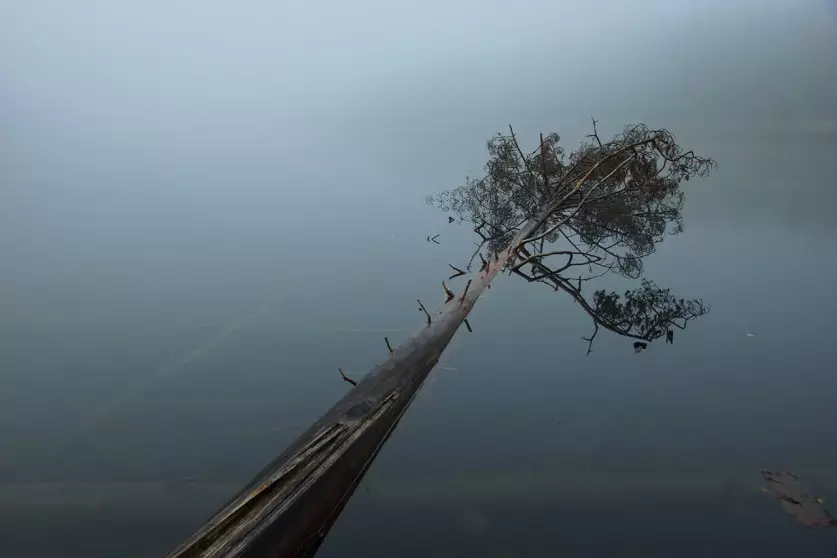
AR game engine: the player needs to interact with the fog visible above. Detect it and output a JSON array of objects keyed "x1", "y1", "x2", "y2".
[{"x1": 2, "y1": 1, "x2": 837, "y2": 556}]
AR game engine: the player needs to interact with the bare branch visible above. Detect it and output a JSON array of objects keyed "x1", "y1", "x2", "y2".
[
  {"x1": 522, "y1": 154, "x2": 636, "y2": 247},
  {"x1": 417, "y1": 299, "x2": 431, "y2": 325},
  {"x1": 428, "y1": 120, "x2": 715, "y2": 354},
  {"x1": 338, "y1": 368, "x2": 357, "y2": 386},
  {"x1": 581, "y1": 321, "x2": 599, "y2": 355},
  {"x1": 586, "y1": 116, "x2": 602, "y2": 147},
  {"x1": 448, "y1": 264, "x2": 467, "y2": 280},
  {"x1": 466, "y1": 242, "x2": 484, "y2": 272}
]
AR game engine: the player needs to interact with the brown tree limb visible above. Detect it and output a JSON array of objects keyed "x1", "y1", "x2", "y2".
[
  {"x1": 417, "y1": 299, "x2": 431, "y2": 325},
  {"x1": 442, "y1": 281, "x2": 455, "y2": 303},
  {"x1": 448, "y1": 264, "x2": 467, "y2": 280},
  {"x1": 338, "y1": 368, "x2": 357, "y2": 386}
]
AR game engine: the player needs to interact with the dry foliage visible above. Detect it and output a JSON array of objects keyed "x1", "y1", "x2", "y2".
[{"x1": 428, "y1": 120, "x2": 716, "y2": 353}]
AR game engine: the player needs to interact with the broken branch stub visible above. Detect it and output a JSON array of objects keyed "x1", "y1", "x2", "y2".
[
  {"x1": 338, "y1": 367, "x2": 357, "y2": 386},
  {"x1": 417, "y1": 299, "x2": 432, "y2": 325}
]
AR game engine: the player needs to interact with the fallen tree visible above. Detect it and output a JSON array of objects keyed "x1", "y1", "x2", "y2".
[{"x1": 168, "y1": 121, "x2": 715, "y2": 557}]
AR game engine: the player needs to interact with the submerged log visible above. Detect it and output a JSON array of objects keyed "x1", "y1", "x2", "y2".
[{"x1": 167, "y1": 221, "x2": 542, "y2": 557}]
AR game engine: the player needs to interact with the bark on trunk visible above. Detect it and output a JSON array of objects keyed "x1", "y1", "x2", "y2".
[{"x1": 168, "y1": 218, "x2": 542, "y2": 558}]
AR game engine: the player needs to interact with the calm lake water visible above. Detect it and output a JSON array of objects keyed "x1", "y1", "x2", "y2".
[{"x1": 3, "y1": 2, "x2": 837, "y2": 556}]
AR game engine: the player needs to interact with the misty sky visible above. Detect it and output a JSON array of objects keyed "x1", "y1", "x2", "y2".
[{"x1": 2, "y1": 0, "x2": 835, "y2": 330}]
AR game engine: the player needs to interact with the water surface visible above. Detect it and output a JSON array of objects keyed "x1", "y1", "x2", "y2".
[{"x1": 2, "y1": 1, "x2": 837, "y2": 556}]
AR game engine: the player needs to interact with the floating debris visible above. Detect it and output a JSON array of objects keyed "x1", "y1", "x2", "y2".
[
  {"x1": 745, "y1": 333, "x2": 755, "y2": 337},
  {"x1": 633, "y1": 341, "x2": 647, "y2": 353},
  {"x1": 760, "y1": 470, "x2": 836, "y2": 528}
]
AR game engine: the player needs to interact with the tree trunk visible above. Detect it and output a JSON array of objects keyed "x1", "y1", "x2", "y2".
[{"x1": 168, "y1": 218, "x2": 543, "y2": 557}]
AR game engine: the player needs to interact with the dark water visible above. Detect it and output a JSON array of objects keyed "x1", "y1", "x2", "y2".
[{"x1": 3, "y1": 2, "x2": 837, "y2": 556}]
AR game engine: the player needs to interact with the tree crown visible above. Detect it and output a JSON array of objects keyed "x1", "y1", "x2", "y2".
[{"x1": 428, "y1": 121, "x2": 716, "y2": 353}]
